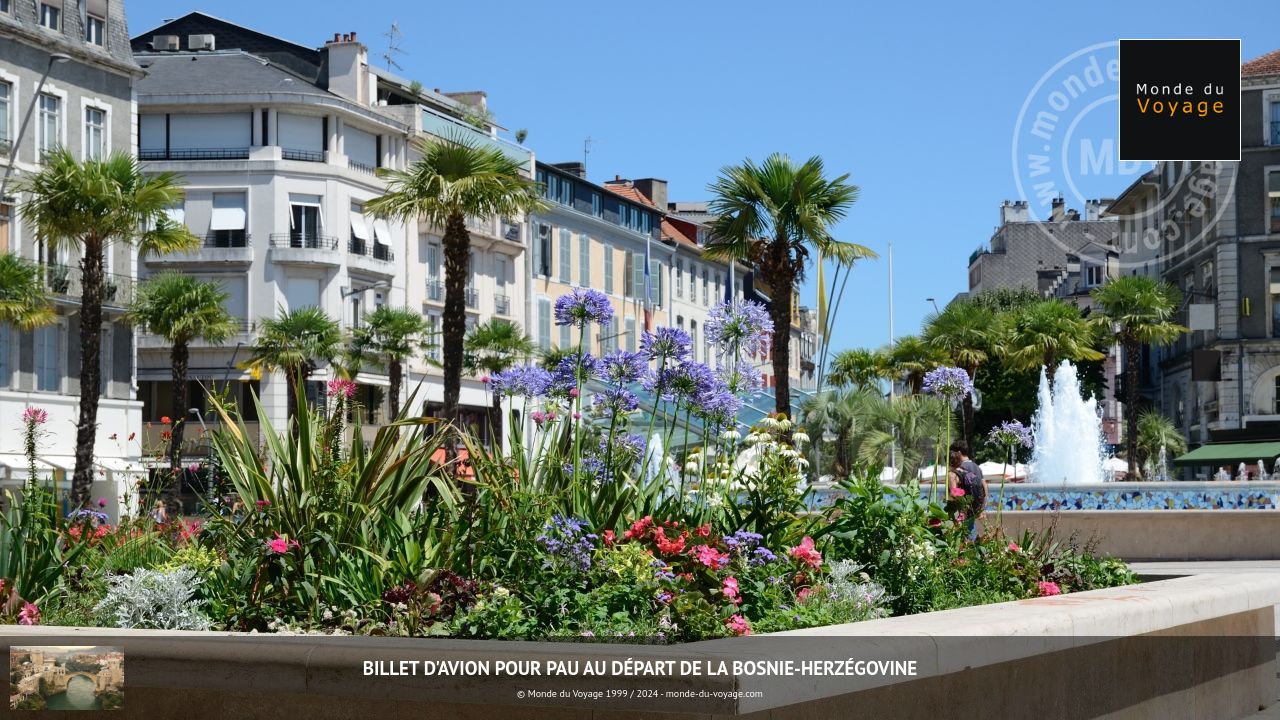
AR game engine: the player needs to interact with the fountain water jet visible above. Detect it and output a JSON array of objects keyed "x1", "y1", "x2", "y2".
[{"x1": 1029, "y1": 361, "x2": 1107, "y2": 484}]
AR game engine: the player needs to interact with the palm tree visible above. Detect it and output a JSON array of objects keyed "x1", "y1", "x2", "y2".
[
  {"x1": 351, "y1": 306, "x2": 431, "y2": 419},
  {"x1": 127, "y1": 273, "x2": 236, "y2": 498},
  {"x1": 923, "y1": 299, "x2": 995, "y2": 443},
  {"x1": 800, "y1": 387, "x2": 879, "y2": 480},
  {"x1": 1092, "y1": 276, "x2": 1187, "y2": 479},
  {"x1": 365, "y1": 134, "x2": 545, "y2": 433},
  {"x1": 1001, "y1": 300, "x2": 1103, "y2": 386},
  {"x1": 887, "y1": 335, "x2": 946, "y2": 394},
  {"x1": 245, "y1": 307, "x2": 343, "y2": 422},
  {"x1": 1135, "y1": 409, "x2": 1187, "y2": 475},
  {"x1": 0, "y1": 252, "x2": 53, "y2": 329},
  {"x1": 706, "y1": 153, "x2": 874, "y2": 416},
  {"x1": 17, "y1": 150, "x2": 196, "y2": 508},
  {"x1": 464, "y1": 319, "x2": 536, "y2": 447},
  {"x1": 856, "y1": 393, "x2": 953, "y2": 482},
  {"x1": 825, "y1": 348, "x2": 890, "y2": 391}
]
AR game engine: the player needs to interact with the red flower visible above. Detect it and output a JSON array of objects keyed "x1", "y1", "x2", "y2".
[
  {"x1": 788, "y1": 537, "x2": 823, "y2": 570},
  {"x1": 724, "y1": 614, "x2": 751, "y2": 636},
  {"x1": 693, "y1": 544, "x2": 728, "y2": 568},
  {"x1": 694, "y1": 524, "x2": 711, "y2": 538},
  {"x1": 928, "y1": 518, "x2": 942, "y2": 527},
  {"x1": 161, "y1": 416, "x2": 171, "y2": 425},
  {"x1": 128, "y1": 432, "x2": 136, "y2": 441},
  {"x1": 1037, "y1": 581, "x2": 1061, "y2": 597},
  {"x1": 266, "y1": 532, "x2": 300, "y2": 555},
  {"x1": 1008, "y1": 542, "x2": 1021, "y2": 552},
  {"x1": 624, "y1": 516, "x2": 654, "y2": 541},
  {"x1": 722, "y1": 577, "x2": 741, "y2": 605},
  {"x1": 602, "y1": 530, "x2": 616, "y2": 547},
  {"x1": 653, "y1": 527, "x2": 686, "y2": 555},
  {"x1": 950, "y1": 486, "x2": 966, "y2": 497}
]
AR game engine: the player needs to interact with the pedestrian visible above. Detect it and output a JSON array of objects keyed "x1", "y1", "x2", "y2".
[
  {"x1": 947, "y1": 440, "x2": 987, "y2": 541},
  {"x1": 150, "y1": 500, "x2": 168, "y2": 525}
]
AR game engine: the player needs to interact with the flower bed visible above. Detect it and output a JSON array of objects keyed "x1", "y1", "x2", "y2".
[{"x1": 1, "y1": 294, "x2": 1134, "y2": 640}]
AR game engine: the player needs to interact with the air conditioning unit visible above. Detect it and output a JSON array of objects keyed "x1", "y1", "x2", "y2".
[
  {"x1": 188, "y1": 34, "x2": 216, "y2": 51},
  {"x1": 152, "y1": 35, "x2": 180, "y2": 51}
]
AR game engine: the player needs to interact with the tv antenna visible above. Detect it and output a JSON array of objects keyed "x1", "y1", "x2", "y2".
[
  {"x1": 381, "y1": 22, "x2": 405, "y2": 72},
  {"x1": 584, "y1": 135, "x2": 600, "y2": 166}
]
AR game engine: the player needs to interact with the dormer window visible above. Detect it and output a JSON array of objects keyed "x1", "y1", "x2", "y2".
[
  {"x1": 39, "y1": 1, "x2": 61, "y2": 31},
  {"x1": 85, "y1": 0, "x2": 107, "y2": 45},
  {"x1": 1083, "y1": 264, "x2": 1104, "y2": 287}
]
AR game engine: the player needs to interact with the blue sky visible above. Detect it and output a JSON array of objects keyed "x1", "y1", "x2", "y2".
[{"x1": 126, "y1": 1, "x2": 1277, "y2": 354}]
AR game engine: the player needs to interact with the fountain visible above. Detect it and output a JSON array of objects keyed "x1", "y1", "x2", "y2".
[
  {"x1": 1238, "y1": 462, "x2": 1248, "y2": 482},
  {"x1": 1154, "y1": 446, "x2": 1170, "y2": 482},
  {"x1": 1259, "y1": 459, "x2": 1270, "y2": 483},
  {"x1": 1028, "y1": 361, "x2": 1107, "y2": 484}
]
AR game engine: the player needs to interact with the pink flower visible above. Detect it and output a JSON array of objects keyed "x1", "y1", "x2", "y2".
[
  {"x1": 950, "y1": 486, "x2": 966, "y2": 497},
  {"x1": 569, "y1": 388, "x2": 580, "y2": 398},
  {"x1": 573, "y1": 412, "x2": 582, "y2": 420},
  {"x1": 480, "y1": 375, "x2": 491, "y2": 384},
  {"x1": 266, "y1": 532, "x2": 299, "y2": 555},
  {"x1": 17, "y1": 602, "x2": 40, "y2": 626},
  {"x1": 693, "y1": 544, "x2": 729, "y2": 568},
  {"x1": 1008, "y1": 542, "x2": 1021, "y2": 552},
  {"x1": 97, "y1": 498, "x2": 107, "y2": 508},
  {"x1": 797, "y1": 587, "x2": 814, "y2": 603},
  {"x1": 789, "y1": 537, "x2": 823, "y2": 570},
  {"x1": 1037, "y1": 581, "x2": 1061, "y2": 597},
  {"x1": 955, "y1": 512, "x2": 966, "y2": 523},
  {"x1": 255, "y1": 499, "x2": 271, "y2": 509},
  {"x1": 724, "y1": 614, "x2": 751, "y2": 636},
  {"x1": 22, "y1": 407, "x2": 48, "y2": 425},
  {"x1": 722, "y1": 577, "x2": 741, "y2": 605},
  {"x1": 326, "y1": 378, "x2": 357, "y2": 399},
  {"x1": 188, "y1": 463, "x2": 200, "y2": 474},
  {"x1": 531, "y1": 410, "x2": 547, "y2": 425}
]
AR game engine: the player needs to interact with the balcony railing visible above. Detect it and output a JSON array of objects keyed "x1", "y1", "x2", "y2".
[
  {"x1": 348, "y1": 237, "x2": 394, "y2": 261},
  {"x1": 426, "y1": 279, "x2": 443, "y2": 302},
  {"x1": 282, "y1": 148, "x2": 324, "y2": 162},
  {"x1": 494, "y1": 293, "x2": 510, "y2": 316},
  {"x1": 1272, "y1": 121, "x2": 1280, "y2": 146},
  {"x1": 348, "y1": 158, "x2": 375, "y2": 175},
  {"x1": 465, "y1": 287, "x2": 479, "y2": 309},
  {"x1": 269, "y1": 232, "x2": 338, "y2": 250},
  {"x1": 204, "y1": 231, "x2": 249, "y2": 248},
  {"x1": 139, "y1": 147, "x2": 251, "y2": 161},
  {"x1": 43, "y1": 264, "x2": 133, "y2": 307}
]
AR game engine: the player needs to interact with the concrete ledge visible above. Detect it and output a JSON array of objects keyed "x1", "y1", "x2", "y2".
[
  {"x1": 986, "y1": 510, "x2": 1280, "y2": 560},
  {"x1": 4, "y1": 574, "x2": 1279, "y2": 718}
]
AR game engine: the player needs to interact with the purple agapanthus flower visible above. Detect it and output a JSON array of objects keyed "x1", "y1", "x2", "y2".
[
  {"x1": 640, "y1": 327, "x2": 692, "y2": 365},
  {"x1": 989, "y1": 420, "x2": 1033, "y2": 449},
  {"x1": 922, "y1": 365, "x2": 974, "y2": 401},
  {"x1": 592, "y1": 386, "x2": 639, "y2": 415},
  {"x1": 551, "y1": 354, "x2": 601, "y2": 396},
  {"x1": 693, "y1": 385, "x2": 742, "y2": 430},
  {"x1": 489, "y1": 365, "x2": 553, "y2": 399},
  {"x1": 716, "y1": 363, "x2": 763, "y2": 398},
  {"x1": 705, "y1": 300, "x2": 773, "y2": 358},
  {"x1": 554, "y1": 288, "x2": 614, "y2": 328},
  {"x1": 599, "y1": 350, "x2": 648, "y2": 385},
  {"x1": 611, "y1": 433, "x2": 646, "y2": 463},
  {"x1": 646, "y1": 360, "x2": 717, "y2": 403}
]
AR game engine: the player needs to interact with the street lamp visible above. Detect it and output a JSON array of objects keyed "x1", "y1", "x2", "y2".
[
  {"x1": 341, "y1": 279, "x2": 391, "y2": 299},
  {"x1": 926, "y1": 297, "x2": 940, "y2": 314},
  {"x1": 0, "y1": 52, "x2": 72, "y2": 201}
]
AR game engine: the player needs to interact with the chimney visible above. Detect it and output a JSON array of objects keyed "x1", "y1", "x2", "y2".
[
  {"x1": 999, "y1": 200, "x2": 1029, "y2": 225},
  {"x1": 632, "y1": 178, "x2": 668, "y2": 210},
  {"x1": 551, "y1": 161, "x2": 587, "y2": 179},
  {"x1": 1051, "y1": 197, "x2": 1066, "y2": 222},
  {"x1": 324, "y1": 32, "x2": 368, "y2": 105}
]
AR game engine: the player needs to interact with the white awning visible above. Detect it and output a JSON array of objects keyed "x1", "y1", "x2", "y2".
[
  {"x1": 353, "y1": 371, "x2": 390, "y2": 388},
  {"x1": 350, "y1": 211, "x2": 370, "y2": 240},
  {"x1": 0, "y1": 454, "x2": 53, "y2": 471},
  {"x1": 373, "y1": 219, "x2": 393, "y2": 244},
  {"x1": 40, "y1": 456, "x2": 77, "y2": 472},
  {"x1": 164, "y1": 207, "x2": 185, "y2": 225},
  {"x1": 95, "y1": 457, "x2": 144, "y2": 474},
  {"x1": 210, "y1": 194, "x2": 247, "y2": 231}
]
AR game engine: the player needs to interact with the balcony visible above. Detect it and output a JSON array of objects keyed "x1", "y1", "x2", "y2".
[
  {"x1": 139, "y1": 319, "x2": 252, "y2": 349},
  {"x1": 139, "y1": 147, "x2": 251, "y2": 161},
  {"x1": 347, "y1": 236, "x2": 396, "y2": 277},
  {"x1": 1273, "y1": 121, "x2": 1280, "y2": 146},
  {"x1": 281, "y1": 148, "x2": 324, "y2": 163},
  {"x1": 348, "y1": 158, "x2": 376, "y2": 175},
  {"x1": 465, "y1": 287, "x2": 479, "y2": 310},
  {"x1": 426, "y1": 279, "x2": 443, "y2": 303},
  {"x1": 494, "y1": 293, "x2": 510, "y2": 316},
  {"x1": 268, "y1": 233, "x2": 340, "y2": 267},
  {"x1": 147, "y1": 232, "x2": 253, "y2": 266},
  {"x1": 43, "y1": 264, "x2": 134, "y2": 310}
]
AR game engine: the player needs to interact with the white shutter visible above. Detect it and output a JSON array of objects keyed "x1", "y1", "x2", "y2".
[
  {"x1": 284, "y1": 278, "x2": 321, "y2": 310},
  {"x1": 209, "y1": 193, "x2": 246, "y2": 231},
  {"x1": 169, "y1": 113, "x2": 252, "y2": 150},
  {"x1": 164, "y1": 206, "x2": 185, "y2": 226},
  {"x1": 349, "y1": 210, "x2": 370, "y2": 240},
  {"x1": 278, "y1": 113, "x2": 324, "y2": 152},
  {"x1": 538, "y1": 298, "x2": 551, "y2": 350},
  {"x1": 373, "y1": 219, "x2": 393, "y2": 245},
  {"x1": 345, "y1": 126, "x2": 377, "y2": 167},
  {"x1": 139, "y1": 114, "x2": 166, "y2": 152}
]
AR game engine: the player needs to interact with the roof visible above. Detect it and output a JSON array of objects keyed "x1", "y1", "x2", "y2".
[
  {"x1": 135, "y1": 50, "x2": 333, "y2": 98},
  {"x1": 1174, "y1": 441, "x2": 1280, "y2": 466},
  {"x1": 1243, "y1": 49, "x2": 1280, "y2": 78},
  {"x1": 602, "y1": 182, "x2": 657, "y2": 208},
  {"x1": 661, "y1": 219, "x2": 697, "y2": 248}
]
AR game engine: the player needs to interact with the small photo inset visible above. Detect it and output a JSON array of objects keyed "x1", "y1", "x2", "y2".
[{"x1": 9, "y1": 646, "x2": 124, "y2": 711}]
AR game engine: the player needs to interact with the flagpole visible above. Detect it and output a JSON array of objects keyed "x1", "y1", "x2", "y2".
[{"x1": 888, "y1": 242, "x2": 897, "y2": 473}]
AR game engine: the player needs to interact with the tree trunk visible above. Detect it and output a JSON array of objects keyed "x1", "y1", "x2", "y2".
[
  {"x1": 70, "y1": 242, "x2": 104, "y2": 510},
  {"x1": 1044, "y1": 350, "x2": 1057, "y2": 388},
  {"x1": 1124, "y1": 338, "x2": 1141, "y2": 479},
  {"x1": 441, "y1": 212, "x2": 471, "y2": 459},
  {"x1": 388, "y1": 357, "x2": 402, "y2": 419},
  {"x1": 284, "y1": 367, "x2": 298, "y2": 423},
  {"x1": 167, "y1": 341, "x2": 189, "y2": 514},
  {"x1": 490, "y1": 392, "x2": 503, "y2": 451},
  {"x1": 766, "y1": 265, "x2": 793, "y2": 419}
]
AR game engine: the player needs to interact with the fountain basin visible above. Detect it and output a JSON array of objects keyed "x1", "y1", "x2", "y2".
[{"x1": 804, "y1": 482, "x2": 1280, "y2": 511}]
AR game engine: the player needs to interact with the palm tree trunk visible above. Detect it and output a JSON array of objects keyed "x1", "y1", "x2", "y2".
[
  {"x1": 441, "y1": 212, "x2": 471, "y2": 458},
  {"x1": 167, "y1": 341, "x2": 189, "y2": 512},
  {"x1": 1044, "y1": 350, "x2": 1057, "y2": 388},
  {"x1": 388, "y1": 357, "x2": 402, "y2": 419},
  {"x1": 767, "y1": 265, "x2": 793, "y2": 419},
  {"x1": 1124, "y1": 338, "x2": 1141, "y2": 479},
  {"x1": 285, "y1": 367, "x2": 298, "y2": 422},
  {"x1": 71, "y1": 243, "x2": 104, "y2": 510},
  {"x1": 490, "y1": 393, "x2": 502, "y2": 451}
]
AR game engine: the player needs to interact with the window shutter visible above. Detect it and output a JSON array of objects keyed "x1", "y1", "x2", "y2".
[
  {"x1": 559, "y1": 323, "x2": 570, "y2": 350},
  {"x1": 604, "y1": 244, "x2": 613, "y2": 294},
  {"x1": 650, "y1": 260, "x2": 663, "y2": 307},
  {"x1": 582, "y1": 324, "x2": 591, "y2": 353},
  {"x1": 579, "y1": 234, "x2": 590, "y2": 287},
  {"x1": 538, "y1": 298, "x2": 551, "y2": 350},
  {"x1": 623, "y1": 252, "x2": 633, "y2": 297},
  {"x1": 632, "y1": 252, "x2": 645, "y2": 300},
  {"x1": 625, "y1": 317, "x2": 636, "y2": 352},
  {"x1": 559, "y1": 229, "x2": 571, "y2": 282}
]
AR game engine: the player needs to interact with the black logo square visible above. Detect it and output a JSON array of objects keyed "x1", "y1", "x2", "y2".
[{"x1": 1119, "y1": 39, "x2": 1240, "y2": 161}]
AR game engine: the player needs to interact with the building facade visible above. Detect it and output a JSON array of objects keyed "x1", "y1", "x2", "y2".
[{"x1": 0, "y1": 0, "x2": 143, "y2": 508}]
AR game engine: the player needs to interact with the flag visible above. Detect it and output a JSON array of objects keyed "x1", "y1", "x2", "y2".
[{"x1": 816, "y1": 252, "x2": 828, "y2": 342}]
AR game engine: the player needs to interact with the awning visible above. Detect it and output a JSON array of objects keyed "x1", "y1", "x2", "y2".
[
  {"x1": 40, "y1": 456, "x2": 77, "y2": 472},
  {"x1": 373, "y1": 219, "x2": 393, "y2": 245},
  {"x1": 164, "y1": 207, "x2": 185, "y2": 225},
  {"x1": 95, "y1": 457, "x2": 144, "y2": 474},
  {"x1": 349, "y1": 211, "x2": 370, "y2": 240},
  {"x1": 0, "y1": 454, "x2": 54, "y2": 472},
  {"x1": 1174, "y1": 441, "x2": 1280, "y2": 466},
  {"x1": 210, "y1": 195, "x2": 247, "y2": 231}
]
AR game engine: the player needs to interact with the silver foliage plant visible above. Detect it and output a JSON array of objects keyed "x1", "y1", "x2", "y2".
[
  {"x1": 93, "y1": 566, "x2": 212, "y2": 631},
  {"x1": 825, "y1": 559, "x2": 892, "y2": 619}
]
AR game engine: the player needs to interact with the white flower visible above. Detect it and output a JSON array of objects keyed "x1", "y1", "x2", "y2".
[
  {"x1": 792, "y1": 431, "x2": 810, "y2": 446},
  {"x1": 721, "y1": 429, "x2": 742, "y2": 442}
]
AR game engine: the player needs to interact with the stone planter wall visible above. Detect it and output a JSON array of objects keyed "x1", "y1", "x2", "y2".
[{"x1": 986, "y1": 510, "x2": 1280, "y2": 560}]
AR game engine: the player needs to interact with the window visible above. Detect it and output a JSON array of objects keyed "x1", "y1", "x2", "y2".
[
  {"x1": 533, "y1": 224, "x2": 552, "y2": 277},
  {"x1": 99, "y1": 327, "x2": 110, "y2": 395},
  {"x1": 1271, "y1": 100, "x2": 1280, "y2": 145},
  {"x1": 84, "y1": 106, "x2": 106, "y2": 159},
  {"x1": 715, "y1": 272, "x2": 721, "y2": 303},
  {"x1": 544, "y1": 173, "x2": 573, "y2": 206},
  {"x1": 0, "y1": 202, "x2": 9, "y2": 254},
  {"x1": 1201, "y1": 260, "x2": 1214, "y2": 291},
  {"x1": 38, "y1": 94, "x2": 60, "y2": 155},
  {"x1": 579, "y1": 234, "x2": 590, "y2": 286},
  {"x1": 1269, "y1": 171, "x2": 1280, "y2": 234},
  {"x1": 85, "y1": 9, "x2": 106, "y2": 46},
  {"x1": 38, "y1": 1, "x2": 60, "y2": 30},
  {"x1": 690, "y1": 320, "x2": 698, "y2": 363},
  {"x1": 675, "y1": 259, "x2": 683, "y2": 298},
  {"x1": 0, "y1": 323, "x2": 9, "y2": 388},
  {"x1": 603, "y1": 244, "x2": 613, "y2": 294},
  {"x1": 591, "y1": 191, "x2": 602, "y2": 218},
  {"x1": 0, "y1": 0, "x2": 9, "y2": 13},
  {"x1": 1274, "y1": 376, "x2": 1280, "y2": 415},
  {"x1": 211, "y1": 193, "x2": 247, "y2": 247},
  {"x1": 495, "y1": 256, "x2": 508, "y2": 292},
  {"x1": 538, "y1": 297, "x2": 551, "y2": 351},
  {"x1": 558, "y1": 229, "x2": 571, "y2": 282},
  {"x1": 701, "y1": 268, "x2": 708, "y2": 305},
  {"x1": 289, "y1": 196, "x2": 323, "y2": 246},
  {"x1": 626, "y1": 251, "x2": 645, "y2": 299},
  {"x1": 350, "y1": 295, "x2": 362, "y2": 330},
  {"x1": 1084, "y1": 264, "x2": 1104, "y2": 287},
  {"x1": 425, "y1": 313, "x2": 440, "y2": 361},
  {"x1": 1271, "y1": 268, "x2": 1280, "y2": 338},
  {"x1": 35, "y1": 324, "x2": 59, "y2": 392},
  {"x1": 625, "y1": 317, "x2": 636, "y2": 352},
  {"x1": 0, "y1": 81, "x2": 10, "y2": 149}
]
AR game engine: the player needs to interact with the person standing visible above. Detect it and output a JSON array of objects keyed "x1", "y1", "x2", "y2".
[{"x1": 947, "y1": 440, "x2": 987, "y2": 541}]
